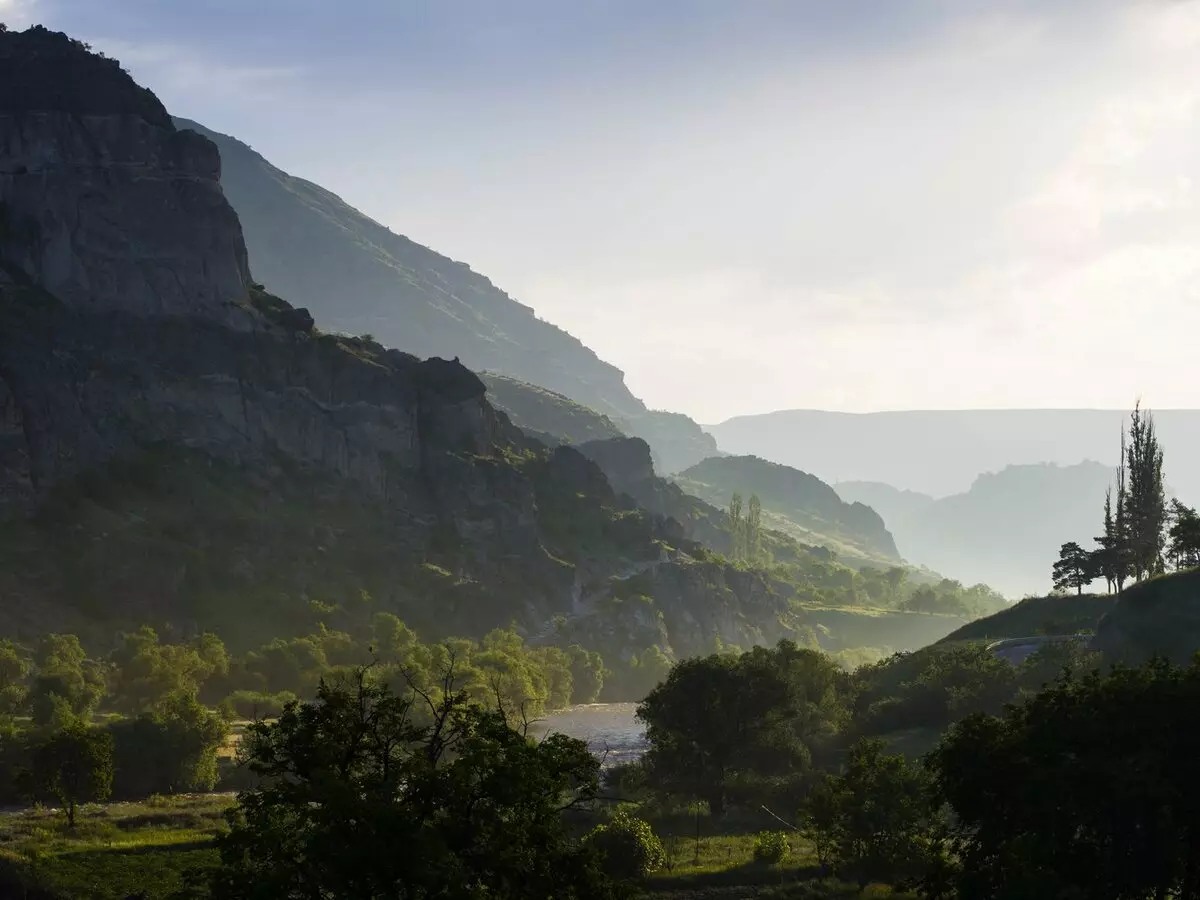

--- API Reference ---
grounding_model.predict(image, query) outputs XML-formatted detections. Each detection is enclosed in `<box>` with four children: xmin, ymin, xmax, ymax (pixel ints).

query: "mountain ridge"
<box><xmin>173</xmin><ymin>117</ymin><xmax>719</xmax><ymax>474</ymax></box>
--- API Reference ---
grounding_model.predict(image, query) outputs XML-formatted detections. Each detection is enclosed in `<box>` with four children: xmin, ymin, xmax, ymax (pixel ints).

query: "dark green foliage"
<box><xmin>211</xmin><ymin>667</ymin><xmax>619</xmax><ymax>900</ymax></box>
<box><xmin>32</xmin><ymin>723</ymin><xmax>114</xmax><ymax>826</ymax></box>
<box><xmin>1051</xmin><ymin>541</ymin><xmax>1096</xmax><ymax>594</ymax></box>
<box><xmin>927</xmin><ymin>657</ymin><xmax>1200</xmax><ymax>898</ymax></box>
<box><xmin>582</xmin><ymin>807</ymin><xmax>666</xmax><ymax>882</ymax></box>
<box><xmin>107</xmin><ymin>693</ymin><xmax>229</xmax><ymax>798</ymax></box>
<box><xmin>803</xmin><ymin>738</ymin><xmax>937</xmax><ymax>888</ymax></box>
<box><xmin>638</xmin><ymin>641</ymin><xmax>847</xmax><ymax>816</ymax></box>
<box><xmin>1168</xmin><ymin>499</ymin><xmax>1200</xmax><ymax>570</ymax></box>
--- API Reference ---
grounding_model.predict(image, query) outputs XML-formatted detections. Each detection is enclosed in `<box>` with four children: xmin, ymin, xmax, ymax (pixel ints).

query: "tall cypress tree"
<box><xmin>746</xmin><ymin>494</ymin><xmax>763</xmax><ymax>565</ymax></box>
<box><xmin>1124</xmin><ymin>402</ymin><xmax>1166</xmax><ymax>582</ymax></box>
<box><xmin>729</xmin><ymin>493</ymin><xmax>745</xmax><ymax>561</ymax></box>
<box><xmin>1113</xmin><ymin>430</ymin><xmax>1130</xmax><ymax>592</ymax></box>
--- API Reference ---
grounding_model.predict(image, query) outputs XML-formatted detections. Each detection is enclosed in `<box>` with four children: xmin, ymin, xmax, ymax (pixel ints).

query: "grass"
<box><xmin>0</xmin><ymin>794</ymin><xmax>233</xmax><ymax>899</ymax></box>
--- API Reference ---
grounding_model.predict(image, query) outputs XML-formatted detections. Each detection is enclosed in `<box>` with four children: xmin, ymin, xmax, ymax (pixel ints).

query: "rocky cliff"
<box><xmin>0</xmin><ymin>27</ymin><xmax>799</xmax><ymax>661</ymax></box>
<box><xmin>174</xmin><ymin>117</ymin><xmax>719</xmax><ymax>474</ymax></box>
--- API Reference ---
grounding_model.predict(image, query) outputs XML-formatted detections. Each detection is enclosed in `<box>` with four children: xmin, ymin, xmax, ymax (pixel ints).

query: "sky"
<box><xmin>5</xmin><ymin>0</ymin><xmax>1200</xmax><ymax>423</ymax></box>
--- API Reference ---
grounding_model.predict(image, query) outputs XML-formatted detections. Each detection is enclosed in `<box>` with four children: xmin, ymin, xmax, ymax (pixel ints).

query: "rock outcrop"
<box><xmin>0</xmin><ymin>30</ymin><xmax>253</xmax><ymax>326</ymax></box>
<box><xmin>0</xmin><ymin>26</ymin><xmax>804</xmax><ymax>661</ymax></box>
<box><xmin>175</xmin><ymin>116</ymin><xmax>721</xmax><ymax>475</ymax></box>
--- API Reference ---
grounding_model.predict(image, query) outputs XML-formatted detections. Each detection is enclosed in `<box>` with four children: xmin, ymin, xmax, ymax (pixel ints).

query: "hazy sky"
<box><xmin>7</xmin><ymin>0</ymin><xmax>1200</xmax><ymax>422</ymax></box>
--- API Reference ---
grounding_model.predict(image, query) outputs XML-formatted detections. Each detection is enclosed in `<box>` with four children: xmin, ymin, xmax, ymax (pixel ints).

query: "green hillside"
<box><xmin>674</xmin><ymin>454</ymin><xmax>901</xmax><ymax>565</ymax></box>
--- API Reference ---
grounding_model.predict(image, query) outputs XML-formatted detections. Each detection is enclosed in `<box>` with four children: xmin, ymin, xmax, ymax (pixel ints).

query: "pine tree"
<box><xmin>1052</xmin><ymin>542</ymin><xmax>1094</xmax><ymax>595</ymax></box>
<box><xmin>1168</xmin><ymin>500</ymin><xmax>1200</xmax><ymax>570</ymax></box>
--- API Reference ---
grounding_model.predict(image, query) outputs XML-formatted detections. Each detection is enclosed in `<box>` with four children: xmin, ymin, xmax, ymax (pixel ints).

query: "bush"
<box><xmin>753</xmin><ymin>829</ymin><xmax>791</xmax><ymax>864</ymax></box>
<box><xmin>582</xmin><ymin>807</ymin><xmax>666</xmax><ymax>881</ymax></box>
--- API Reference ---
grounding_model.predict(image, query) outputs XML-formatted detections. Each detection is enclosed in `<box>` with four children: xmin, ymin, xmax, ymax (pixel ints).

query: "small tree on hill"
<box><xmin>1167</xmin><ymin>500</ymin><xmax>1200</xmax><ymax>571</ymax></box>
<box><xmin>1052</xmin><ymin>542</ymin><xmax>1094</xmax><ymax>595</ymax></box>
<box><xmin>33</xmin><ymin>723</ymin><xmax>114</xmax><ymax>827</ymax></box>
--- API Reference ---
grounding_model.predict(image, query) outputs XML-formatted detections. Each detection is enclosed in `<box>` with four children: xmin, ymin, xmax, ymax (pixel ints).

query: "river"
<box><xmin>532</xmin><ymin>702</ymin><xmax>646</xmax><ymax>768</ymax></box>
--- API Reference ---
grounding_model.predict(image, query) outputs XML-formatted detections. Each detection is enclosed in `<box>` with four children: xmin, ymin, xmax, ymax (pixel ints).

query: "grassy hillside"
<box><xmin>937</xmin><ymin>592</ymin><xmax>1117</xmax><ymax>644</ymax></box>
<box><xmin>1091</xmin><ymin>568</ymin><xmax>1200</xmax><ymax>663</ymax></box>
<box><xmin>674</xmin><ymin>455</ymin><xmax>901</xmax><ymax>566</ymax></box>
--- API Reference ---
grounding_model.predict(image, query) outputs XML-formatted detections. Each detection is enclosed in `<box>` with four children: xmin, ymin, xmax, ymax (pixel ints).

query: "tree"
<box><xmin>728</xmin><ymin>493</ymin><xmax>745</xmax><ymax>560</ymax></box>
<box><xmin>108</xmin><ymin>626</ymin><xmax>227</xmax><ymax>715</ymax></box>
<box><xmin>1052</xmin><ymin>541</ymin><xmax>1094</xmax><ymax>595</ymax></box>
<box><xmin>803</xmin><ymin>738</ymin><xmax>938</xmax><ymax>889</ymax></box>
<box><xmin>1092</xmin><ymin>488</ymin><xmax>1120</xmax><ymax>594</ymax></box>
<box><xmin>928</xmin><ymin>658</ymin><xmax>1200</xmax><ymax>899</ymax></box>
<box><xmin>567</xmin><ymin>645</ymin><xmax>606</xmax><ymax>704</ymax></box>
<box><xmin>28</xmin><ymin>634</ymin><xmax>105</xmax><ymax>726</ymax></box>
<box><xmin>1168</xmin><ymin>500</ymin><xmax>1200</xmax><ymax>571</ymax></box>
<box><xmin>637</xmin><ymin>641</ymin><xmax>845</xmax><ymax>817</ymax></box>
<box><xmin>108</xmin><ymin>691</ymin><xmax>229</xmax><ymax>798</ymax></box>
<box><xmin>1124</xmin><ymin>401</ymin><xmax>1167</xmax><ymax>581</ymax></box>
<box><xmin>210</xmin><ymin>665</ymin><xmax>617</xmax><ymax>900</ymax></box>
<box><xmin>746</xmin><ymin>494</ymin><xmax>763</xmax><ymax>564</ymax></box>
<box><xmin>33</xmin><ymin>723</ymin><xmax>114</xmax><ymax>827</ymax></box>
<box><xmin>0</xmin><ymin>640</ymin><xmax>29</xmax><ymax>724</ymax></box>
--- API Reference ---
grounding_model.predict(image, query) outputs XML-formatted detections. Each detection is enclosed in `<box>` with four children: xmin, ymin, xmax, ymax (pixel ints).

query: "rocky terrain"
<box><xmin>175</xmin><ymin>118</ymin><xmax>719</xmax><ymax>475</ymax></box>
<box><xmin>0</xmin><ymin>27</ymin><xmax>817</xmax><ymax>664</ymax></box>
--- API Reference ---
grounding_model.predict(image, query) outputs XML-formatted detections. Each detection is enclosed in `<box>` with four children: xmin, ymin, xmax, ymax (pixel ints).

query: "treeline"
<box><xmin>725</xmin><ymin>491</ymin><xmax>1006</xmax><ymax>617</ymax></box>
<box><xmin>1054</xmin><ymin>402</ymin><xmax>1200</xmax><ymax>594</ymax></box>
<box><xmin>0</xmin><ymin>617</ymin><xmax>613</xmax><ymax>812</ymax></box>
<box><xmin>189</xmin><ymin>634</ymin><xmax>1129</xmax><ymax>898</ymax></box>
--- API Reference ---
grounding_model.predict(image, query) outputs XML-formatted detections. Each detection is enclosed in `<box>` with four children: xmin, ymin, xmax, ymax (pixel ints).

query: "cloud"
<box><xmin>0</xmin><ymin>0</ymin><xmax>37</xmax><ymax>27</ymax></box>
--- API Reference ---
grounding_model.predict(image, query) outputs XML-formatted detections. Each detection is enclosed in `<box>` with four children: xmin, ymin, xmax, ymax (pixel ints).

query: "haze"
<box><xmin>15</xmin><ymin>0</ymin><xmax>1200</xmax><ymax>422</ymax></box>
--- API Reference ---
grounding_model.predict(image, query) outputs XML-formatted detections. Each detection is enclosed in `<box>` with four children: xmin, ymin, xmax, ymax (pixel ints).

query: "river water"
<box><xmin>532</xmin><ymin>703</ymin><xmax>646</xmax><ymax>768</ymax></box>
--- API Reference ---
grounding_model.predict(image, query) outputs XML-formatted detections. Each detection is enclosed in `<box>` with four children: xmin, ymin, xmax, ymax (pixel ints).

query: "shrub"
<box><xmin>583</xmin><ymin>807</ymin><xmax>666</xmax><ymax>881</ymax></box>
<box><xmin>753</xmin><ymin>830</ymin><xmax>791</xmax><ymax>864</ymax></box>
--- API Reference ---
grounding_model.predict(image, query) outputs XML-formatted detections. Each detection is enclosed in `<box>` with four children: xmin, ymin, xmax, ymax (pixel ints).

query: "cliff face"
<box><xmin>175</xmin><ymin>117</ymin><xmax>721</xmax><ymax>475</ymax></box>
<box><xmin>0</xmin><ymin>33</ymin><xmax>251</xmax><ymax>326</ymax></box>
<box><xmin>0</xmin><ymin>27</ymin><xmax>794</xmax><ymax>661</ymax></box>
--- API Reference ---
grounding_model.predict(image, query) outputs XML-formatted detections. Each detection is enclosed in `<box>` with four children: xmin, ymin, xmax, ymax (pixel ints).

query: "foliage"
<box><xmin>1051</xmin><ymin>541</ymin><xmax>1094</xmax><ymax>595</ymax></box>
<box><xmin>32</xmin><ymin>723</ymin><xmax>114</xmax><ymax>827</ymax></box>
<box><xmin>28</xmin><ymin>634</ymin><xmax>105</xmax><ymax>727</ymax></box>
<box><xmin>752</xmin><ymin>829</ymin><xmax>791</xmax><ymax>864</ymax></box>
<box><xmin>210</xmin><ymin>665</ymin><xmax>619</xmax><ymax>900</ymax></box>
<box><xmin>802</xmin><ymin>738</ymin><xmax>937</xmax><ymax>889</ymax></box>
<box><xmin>927</xmin><ymin>656</ymin><xmax>1200</xmax><ymax>899</ymax></box>
<box><xmin>583</xmin><ymin>807</ymin><xmax>667</xmax><ymax>881</ymax></box>
<box><xmin>108</xmin><ymin>626</ymin><xmax>228</xmax><ymax>714</ymax></box>
<box><xmin>638</xmin><ymin>640</ymin><xmax>847</xmax><ymax>816</ymax></box>
<box><xmin>108</xmin><ymin>693</ymin><xmax>229</xmax><ymax>798</ymax></box>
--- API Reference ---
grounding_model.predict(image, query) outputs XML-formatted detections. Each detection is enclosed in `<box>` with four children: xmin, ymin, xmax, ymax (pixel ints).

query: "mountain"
<box><xmin>480</xmin><ymin>373</ymin><xmax>625</xmax><ymax>447</ymax></box>
<box><xmin>174</xmin><ymin>117</ymin><xmax>718</xmax><ymax>474</ymax></box>
<box><xmin>0</xmin><ymin>26</ymin><xmax>792</xmax><ymax>663</ymax></box>
<box><xmin>833</xmin><ymin>481</ymin><xmax>936</xmax><ymax>529</ymax></box>
<box><xmin>707</xmin><ymin>409</ymin><xmax>1200</xmax><ymax>501</ymax></box>
<box><xmin>842</xmin><ymin>462</ymin><xmax>1117</xmax><ymax>598</ymax></box>
<box><xmin>673</xmin><ymin>455</ymin><xmax>901</xmax><ymax>565</ymax></box>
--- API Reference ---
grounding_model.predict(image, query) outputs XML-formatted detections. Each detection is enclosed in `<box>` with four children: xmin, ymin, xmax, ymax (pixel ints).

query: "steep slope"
<box><xmin>174</xmin><ymin>118</ymin><xmax>718</xmax><ymax>474</ymax></box>
<box><xmin>673</xmin><ymin>455</ymin><xmax>901</xmax><ymax>564</ymax></box>
<box><xmin>480</xmin><ymin>373</ymin><xmax>624</xmax><ymax>447</ymax></box>
<box><xmin>707</xmin><ymin>408</ymin><xmax>1200</xmax><ymax>501</ymax></box>
<box><xmin>870</xmin><ymin>462</ymin><xmax>1116</xmax><ymax>598</ymax></box>
<box><xmin>0</xmin><ymin>27</ymin><xmax>786</xmax><ymax>662</ymax></box>
<box><xmin>1091</xmin><ymin>569</ymin><xmax>1200</xmax><ymax>664</ymax></box>
<box><xmin>834</xmin><ymin>481</ymin><xmax>936</xmax><ymax>529</ymax></box>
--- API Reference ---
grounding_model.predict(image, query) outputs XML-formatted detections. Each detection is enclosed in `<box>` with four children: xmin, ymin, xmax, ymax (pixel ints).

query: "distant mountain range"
<box><xmin>176</xmin><ymin>118</ymin><xmax>717</xmax><ymax>475</ymax></box>
<box><xmin>707</xmin><ymin>409</ymin><xmax>1200</xmax><ymax>501</ymax></box>
<box><xmin>836</xmin><ymin>461</ymin><xmax>1118</xmax><ymax>598</ymax></box>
